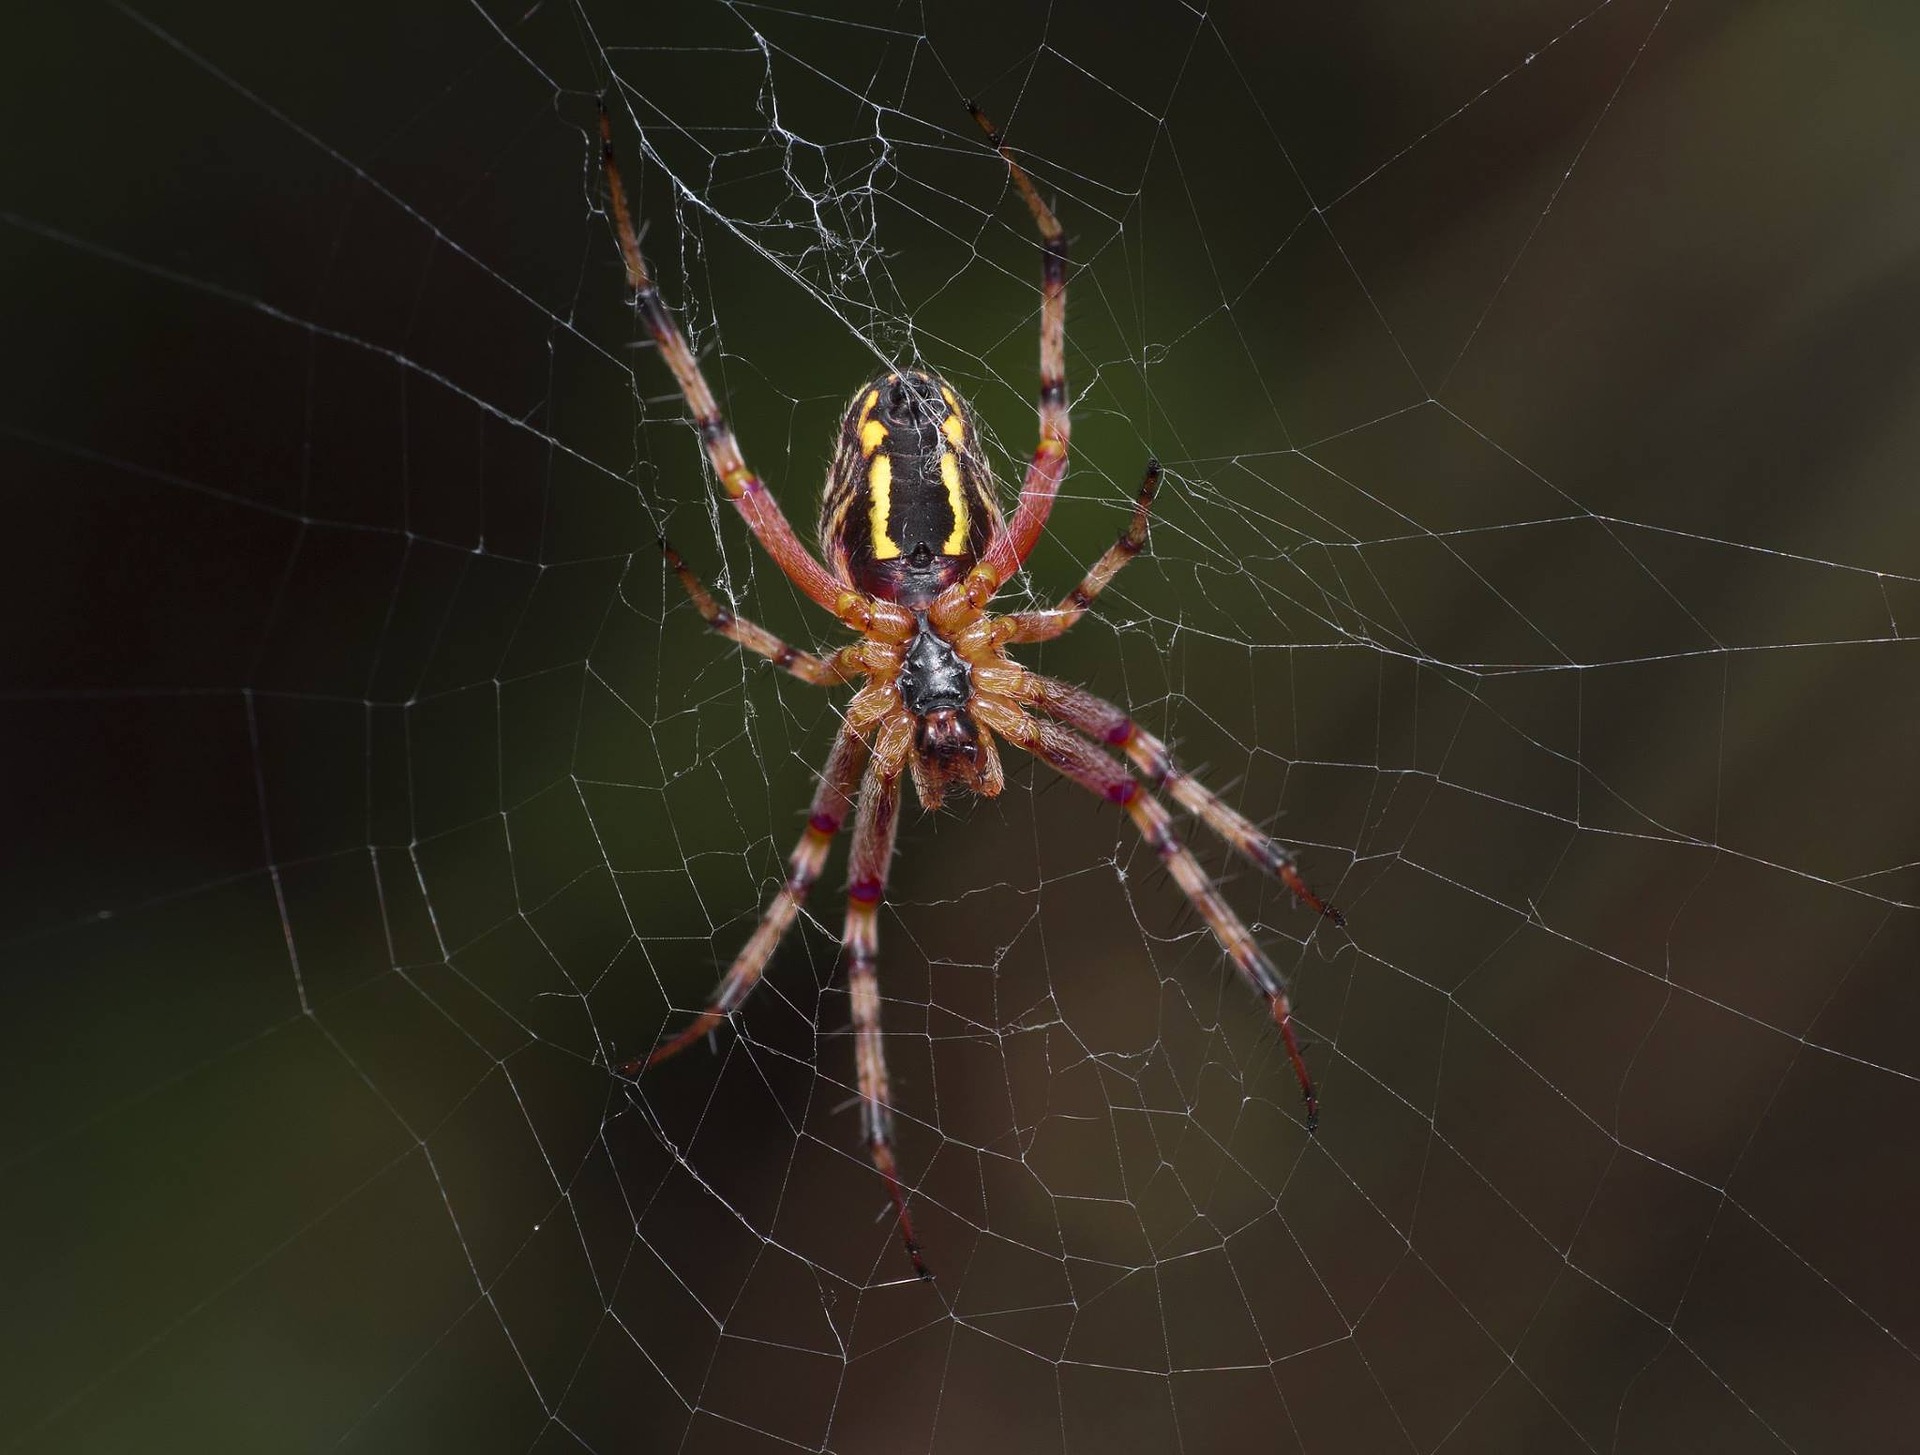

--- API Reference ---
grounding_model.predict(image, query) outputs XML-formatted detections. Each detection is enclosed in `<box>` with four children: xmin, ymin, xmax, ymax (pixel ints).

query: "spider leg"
<box><xmin>622</xmin><ymin>721</ymin><xmax>868</xmax><ymax>1076</ymax></box>
<box><xmin>1003</xmin><ymin>459</ymin><xmax>1161</xmax><ymax>645</ymax></box>
<box><xmin>1017</xmin><ymin>676</ymin><xmax>1343</xmax><ymax>925</ymax></box>
<box><xmin>841</xmin><ymin>731</ymin><xmax>933</xmax><ymax>1279</ymax></box>
<box><xmin>934</xmin><ymin>105</ymin><xmax>1069</xmax><ymax>625</ymax></box>
<box><xmin>599</xmin><ymin>106</ymin><xmax>900</xmax><ymax>639</ymax></box>
<box><xmin>660</xmin><ymin>537</ymin><xmax>859</xmax><ymax>687</ymax></box>
<box><xmin>974</xmin><ymin>700</ymin><xmax>1321</xmax><ymax>1130</ymax></box>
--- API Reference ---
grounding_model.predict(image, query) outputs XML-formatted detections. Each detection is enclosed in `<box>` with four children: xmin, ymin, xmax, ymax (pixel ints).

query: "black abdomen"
<box><xmin>818</xmin><ymin>371</ymin><xmax>1005</xmax><ymax>606</ymax></box>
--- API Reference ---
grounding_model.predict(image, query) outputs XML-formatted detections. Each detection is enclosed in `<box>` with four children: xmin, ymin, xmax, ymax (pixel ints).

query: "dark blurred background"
<box><xmin>4</xmin><ymin>1</ymin><xmax>1919</xmax><ymax>1450</ymax></box>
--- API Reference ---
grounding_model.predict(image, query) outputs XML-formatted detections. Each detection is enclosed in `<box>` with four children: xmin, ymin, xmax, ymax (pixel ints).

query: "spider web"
<box><xmin>6</xmin><ymin>0</ymin><xmax>1920</xmax><ymax>1450</ymax></box>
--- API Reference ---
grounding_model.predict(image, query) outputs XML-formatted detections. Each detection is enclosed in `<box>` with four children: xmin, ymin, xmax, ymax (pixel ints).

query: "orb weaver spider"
<box><xmin>602</xmin><ymin>102</ymin><xmax>1341</xmax><ymax>1280</ymax></box>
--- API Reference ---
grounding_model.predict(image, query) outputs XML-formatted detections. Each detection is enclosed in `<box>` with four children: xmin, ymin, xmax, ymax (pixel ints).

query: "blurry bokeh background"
<box><xmin>5</xmin><ymin>0</ymin><xmax>1919</xmax><ymax>1450</ymax></box>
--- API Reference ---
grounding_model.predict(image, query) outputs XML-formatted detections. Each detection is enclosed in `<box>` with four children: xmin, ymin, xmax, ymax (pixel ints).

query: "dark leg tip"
<box><xmin>965</xmin><ymin>101</ymin><xmax>1004</xmax><ymax>149</ymax></box>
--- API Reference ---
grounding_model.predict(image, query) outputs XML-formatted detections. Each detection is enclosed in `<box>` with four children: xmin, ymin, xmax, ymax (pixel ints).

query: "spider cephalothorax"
<box><xmin>896</xmin><ymin>614</ymin><xmax>989</xmax><ymax>797</ymax></box>
<box><xmin>601</xmin><ymin>101</ymin><xmax>1342</xmax><ymax>1281</ymax></box>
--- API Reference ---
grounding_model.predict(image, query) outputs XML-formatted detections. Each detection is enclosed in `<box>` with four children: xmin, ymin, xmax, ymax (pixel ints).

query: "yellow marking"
<box><xmin>860</xmin><ymin>418</ymin><xmax>888</xmax><ymax>456</ymax></box>
<box><xmin>939</xmin><ymin>452</ymin><xmax>969</xmax><ymax>554</ymax></box>
<box><xmin>820</xmin><ymin>485</ymin><xmax>850</xmax><ymax>557</ymax></box>
<box><xmin>867</xmin><ymin>454</ymin><xmax>900</xmax><ymax>559</ymax></box>
<box><xmin>858</xmin><ymin>388</ymin><xmax>880</xmax><ymax>423</ymax></box>
<box><xmin>938</xmin><ymin>385</ymin><xmax>966</xmax><ymax>448</ymax></box>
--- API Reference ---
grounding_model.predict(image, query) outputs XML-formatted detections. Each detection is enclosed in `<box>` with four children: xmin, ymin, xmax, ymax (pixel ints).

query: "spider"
<box><xmin>601</xmin><ymin>102</ymin><xmax>1341</xmax><ymax>1280</ymax></box>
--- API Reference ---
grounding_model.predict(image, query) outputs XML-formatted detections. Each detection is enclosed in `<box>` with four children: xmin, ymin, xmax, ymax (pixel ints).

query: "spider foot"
<box><xmin>1270</xmin><ymin>996</ymin><xmax>1320</xmax><ymax>1135</ymax></box>
<box><xmin>871</xmin><ymin>1139</ymin><xmax>935</xmax><ymax>1281</ymax></box>
<box><xmin>1272</xmin><ymin>855</ymin><xmax>1345</xmax><ymax>928</ymax></box>
<box><xmin>618</xmin><ymin>1011</ymin><xmax>724</xmax><ymax>1078</ymax></box>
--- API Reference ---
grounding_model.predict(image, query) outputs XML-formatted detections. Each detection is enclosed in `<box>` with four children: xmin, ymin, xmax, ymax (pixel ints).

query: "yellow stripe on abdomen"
<box><xmin>867</xmin><ymin>454</ymin><xmax>900</xmax><ymax>559</ymax></box>
<box><xmin>939</xmin><ymin>452</ymin><xmax>969</xmax><ymax>554</ymax></box>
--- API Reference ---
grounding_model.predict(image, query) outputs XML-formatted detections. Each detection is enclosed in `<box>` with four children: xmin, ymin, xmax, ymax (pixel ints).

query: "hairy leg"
<box><xmin>932</xmin><ymin>104</ymin><xmax>1070</xmax><ymax>628</ymax></box>
<box><xmin>660</xmin><ymin>538</ymin><xmax>858</xmax><ymax>686</ymax></box>
<box><xmin>974</xmin><ymin>700</ymin><xmax>1321</xmax><ymax>1129</ymax></box>
<box><xmin>1004</xmin><ymin>459</ymin><xmax>1161</xmax><ymax>645</ymax></box>
<box><xmin>1018</xmin><ymin>675</ymin><xmax>1343</xmax><ymax>925</ymax></box>
<box><xmin>599</xmin><ymin>105</ymin><xmax>907</xmax><ymax>641</ymax></box>
<box><xmin>841</xmin><ymin>730</ymin><xmax>932</xmax><ymax>1278</ymax></box>
<box><xmin>623</xmin><ymin>722</ymin><xmax>867</xmax><ymax>1075</ymax></box>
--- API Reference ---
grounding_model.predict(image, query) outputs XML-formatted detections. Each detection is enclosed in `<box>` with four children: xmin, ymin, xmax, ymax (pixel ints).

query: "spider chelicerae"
<box><xmin>602</xmin><ymin>103</ymin><xmax>1341</xmax><ymax>1280</ymax></box>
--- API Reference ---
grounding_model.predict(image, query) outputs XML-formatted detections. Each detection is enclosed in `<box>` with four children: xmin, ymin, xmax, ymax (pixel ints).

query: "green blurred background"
<box><xmin>4</xmin><ymin>0</ymin><xmax>1919</xmax><ymax>1450</ymax></box>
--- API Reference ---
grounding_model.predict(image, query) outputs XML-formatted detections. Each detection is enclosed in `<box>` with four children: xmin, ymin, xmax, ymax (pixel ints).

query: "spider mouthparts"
<box><xmin>914</xmin><ymin>706</ymin><xmax>979</xmax><ymax>760</ymax></box>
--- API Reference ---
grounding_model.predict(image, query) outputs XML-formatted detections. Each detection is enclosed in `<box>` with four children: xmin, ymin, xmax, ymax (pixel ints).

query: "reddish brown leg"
<box><xmin>623</xmin><ymin>723</ymin><xmax>867</xmax><ymax>1075</ymax></box>
<box><xmin>660</xmin><ymin>538</ymin><xmax>857</xmax><ymax>686</ymax></box>
<box><xmin>933</xmin><ymin>104</ymin><xmax>1070</xmax><ymax>628</ymax></box>
<box><xmin>841</xmin><ymin>738</ymin><xmax>932</xmax><ymax>1279</ymax></box>
<box><xmin>600</xmin><ymin>106</ymin><xmax>906</xmax><ymax>641</ymax></box>
<box><xmin>974</xmin><ymin>701</ymin><xmax>1321</xmax><ymax>1130</ymax></box>
<box><xmin>1018</xmin><ymin>676</ymin><xmax>1343</xmax><ymax>925</ymax></box>
<box><xmin>1004</xmin><ymin>459</ymin><xmax>1161</xmax><ymax>644</ymax></box>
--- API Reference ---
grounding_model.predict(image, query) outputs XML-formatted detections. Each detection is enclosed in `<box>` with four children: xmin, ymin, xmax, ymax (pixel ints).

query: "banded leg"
<box><xmin>841</xmin><ymin>742</ymin><xmax>932</xmax><ymax>1279</ymax></box>
<box><xmin>1020</xmin><ymin>676</ymin><xmax>1343</xmax><ymax>925</ymax></box>
<box><xmin>621</xmin><ymin>723</ymin><xmax>868</xmax><ymax>1075</ymax></box>
<box><xmin>935</xmin><ymin>103</ymin><xmax>1070</xmax><ymax>624</ymax></box>
<box><xmin>972</xmin><ymin>700</ymin><xmax>1321</xmax><ymax>1129</ymax></box>
<box><xmin>599</xmin><ymin>106</ymin><xmax>902</xmax><ymax>639</ymax></box>
<box><xmin>661</xmin><ymin>538</ymin><xmax>857</xmax><ymax>687</ymax></box>
<box><xmin>1005</xmin><ymin>459</ymin><xmax>1161</xmax><ymax>644</ymax></box>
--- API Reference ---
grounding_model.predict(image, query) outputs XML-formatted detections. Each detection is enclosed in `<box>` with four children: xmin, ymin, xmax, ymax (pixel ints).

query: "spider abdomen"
<box><xmin>819</xmin><ymin>371</ymin><xmax>1005</xmax><ymax>607</ymax></box>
